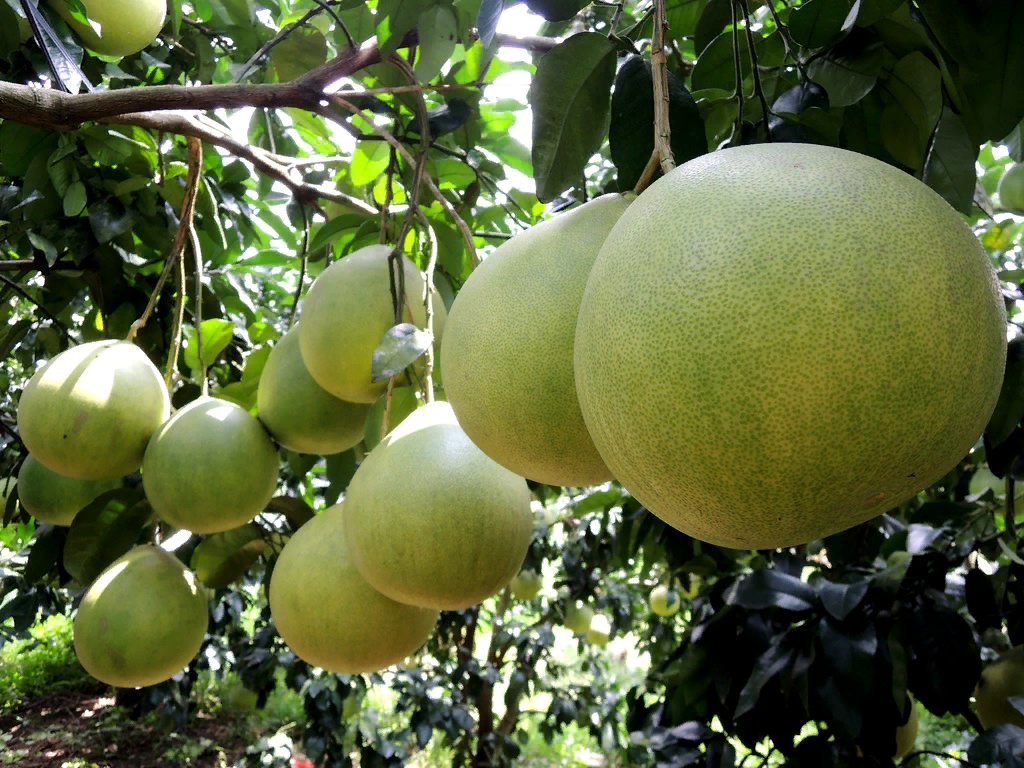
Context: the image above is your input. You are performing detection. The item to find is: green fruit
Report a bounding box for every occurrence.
[585,613,611,647]
[564,600,593,633]
[649,584,681,617]
[18,340,171,481]
[45,0,166,56]
[73,545,208,688]
[298,245,448,404]
[269,504,438,674]
[344,401,534,611]
[998,164,1024,211]
[17,454,120,526]
[363,386,420,451]
[441,194,632,486]
[975,645,1024,730]
[142,396,279,534]
[575,143,1006,550]
[257,328,371,455]
[894,696,919,760]
[510,569,542,601]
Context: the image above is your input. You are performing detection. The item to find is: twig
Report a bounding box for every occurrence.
[164,254,186,389]
[0,274,71,337]
[191,223,207,397]
[737,0,772,133]
[633,0,675,194]
[760,0,806,79]
[728,0,745,146]
[418,211,438,403]
[287,204,310,329]
[234,0,345,83]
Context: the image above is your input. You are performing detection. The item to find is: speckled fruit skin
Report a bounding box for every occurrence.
[142,396,279,534]
[17,454,120,526]
[575,143,1007,550]
[441,194,632,487]
[257,329,371,455]
[298,245,447,404]
[17,340,171,481]
[46,0,166,57]
[343,402,534,611]
[269,504,438,675]
[73,545,208,688]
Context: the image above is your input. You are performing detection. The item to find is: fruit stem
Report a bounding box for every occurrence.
[164,252,186,388]
[632,0,675,195]
[287,203,310,330]
[419,211,438,404]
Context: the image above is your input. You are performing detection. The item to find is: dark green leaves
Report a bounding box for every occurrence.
[723,569,816,612]
[529,32,616,202]
[63,488,151,585]
[985,336,1024,451]
[788,0,854,49]
[371,323,432,382]
[923,107,978,213]
[525,0,588,22]
[191,524,267,588]
[879,52,942,171]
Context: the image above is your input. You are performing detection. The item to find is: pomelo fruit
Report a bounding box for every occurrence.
[894,696,920,759]
[269,503,438,674]
[73,545,208,688]
[575,143,1007,550]
[343,401,534,611]
[363,386,420,451]
[142,396,279,534]
[586,613,611,647]
[298,245,447,404]
[441,194,632,487]
[998,164,1024,211]
[510,568,542,600]
[257,329,371,455]
[17,340,171,481]
[46,0,166,57]
[975,645,1024,729]
[17,454,120,526]
[649,584,681,617]
[564,600,593,633]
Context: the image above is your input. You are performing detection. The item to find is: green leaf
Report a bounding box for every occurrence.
[529,32,616,202]
[265,495,315,529]
[476,0,502,45]
[62,180,87,217]
[371,323,433,382]
[24,526,65,584]
[524,0,587,22]
[923,107,977,214]
[376,0,434,56]
[690,29,784,93]
[184,318,236,371]
[26,232,58,267]
[879,52,942,171]
[1004,118,1024,162]
[271,27,328,83]
[63,489,151,585]
[349,140,391,187]
[415,5,458,82]
[324,450,358,506]
[807,35,884,107]
[788,0,854,49]
[985,337,1024,450]
[190,524,267,588]
[666,0,708,39]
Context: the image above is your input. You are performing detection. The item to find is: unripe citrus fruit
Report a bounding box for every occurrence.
[998,164,1024,211]
[73,545,208,688]
[143,396,279,534]
[17,340,171,480]
[975,645,1024,729]
[441,194,632,486]
[257,329,371,455]
[510,569,543,600]
[46,0,166,57]
[298,245,447,404]
[343,401,533,611]
[586,613,611,647]
[269,504,438,674]
[649,584,681,617]
[17,454,120,526]
[564,599,593,633]
[575,143,1006,549]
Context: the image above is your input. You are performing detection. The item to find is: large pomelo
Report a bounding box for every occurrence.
[142,396,279,534]
[18,454,120,526]
[73,545,208,688]
[269,503,438,674]
[441,194,632,486]
[17,340,170,480]
[298,245,447,404]
[575,143,1006,550]
[344,401,534,611]
[257,329,371,455]
[45,0,166,57]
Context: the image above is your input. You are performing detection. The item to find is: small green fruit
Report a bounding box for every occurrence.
[999,164,1024,211]
[45,0,166,57]
[564,600,593,634]
[586,614,611,647]
[649,584,681,617]
[18,454,120,526]
[510,569,542,601]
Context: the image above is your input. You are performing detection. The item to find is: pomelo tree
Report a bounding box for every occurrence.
[0,0,1023,766]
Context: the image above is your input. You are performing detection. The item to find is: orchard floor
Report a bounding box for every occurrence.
[0,691,250,767]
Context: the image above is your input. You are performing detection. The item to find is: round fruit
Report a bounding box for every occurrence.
[575,143,1007,550]
[142,396,279,534]
[269,504,438,674]
[73,545,208,688]
[999,164,1024,211]
[343,401,534,611]
[17,454,119,526]
[18,340,171,481]
[363,386,420,451]
[257,329,371,455]
[649,584,681,617]
[975,645,1024,729]
[298,245,448,404]
[441,194,631,487]
[510,569,542,601]
[45,0,166,57]
[586,614,611,647]
[564,600,593,633]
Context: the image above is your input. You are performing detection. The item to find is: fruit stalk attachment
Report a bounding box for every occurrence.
[633,0,676,195]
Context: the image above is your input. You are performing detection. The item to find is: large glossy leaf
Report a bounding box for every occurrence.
[985,336,1024,450]
[806,32,883,108]
[63,488,151,585]
[722,569,816,611]
[190,524,267,588]
[271,27,328,83]
[879,51,941,170]
[414,5,457,82]
[788,0,854,49]
[184,318,236,371]
[376,0,435,56]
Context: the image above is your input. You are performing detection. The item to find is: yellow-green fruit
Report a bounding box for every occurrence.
[575,143,1007,549]
[46,0,166,56]
[269,504,438,674]
[142,396,279,534]
[975,645,1024,729]
[73,545,208,688]
[344,401,533,611]
[564,600,593,633]
[999,164,1024,210]
[18,340,171,481]
[510,569,542,601]
[649,584,681,617]
[257,329,371,455]
[440,194,632,486]
[586,614,611,647]
[298,245,447,404]
[17,454,120,526]
[894,697,920,759]
[363,386,420,451]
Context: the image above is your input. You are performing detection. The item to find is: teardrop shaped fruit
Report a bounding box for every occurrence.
[343,401,534,611]
[441,194,632,487]
[269,503,438,674]
[298,245,448,404]
[142,396,279,534]
[45,0,166,57]
[575,143,1007,550]
[17,454,120,526]
[73,545,208,688]
[18,340,171,481]
[257,329,371,455]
